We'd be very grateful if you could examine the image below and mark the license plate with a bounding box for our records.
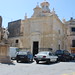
[51,59,56,61]
[37,56,41,60]
[38,56,41,58]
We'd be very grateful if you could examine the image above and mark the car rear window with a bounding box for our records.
[38,51,48,54]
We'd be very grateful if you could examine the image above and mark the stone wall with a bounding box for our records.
[0,44,11,63]
[8,19,21,37]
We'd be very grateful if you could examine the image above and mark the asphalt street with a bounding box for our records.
[0,60,75,75]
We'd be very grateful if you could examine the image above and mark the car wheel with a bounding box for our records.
[36,60,39,64]
[17,60,19,63]
[31,58,33,62]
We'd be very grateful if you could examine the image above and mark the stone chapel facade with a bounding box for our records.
[8,1,66,55]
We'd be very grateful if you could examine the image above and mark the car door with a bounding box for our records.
[27,52,33,60]
[64,50,70,60]
[49,53,57,62]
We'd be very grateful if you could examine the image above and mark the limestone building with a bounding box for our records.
[0,16,12,63]
[65,17,75,53]
[8,1,66,55]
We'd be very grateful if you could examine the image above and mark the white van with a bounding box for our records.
[9,47,19,59]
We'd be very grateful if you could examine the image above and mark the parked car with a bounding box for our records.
[34,51,58,64]
[16,50,33,63]
[71,53,75,60]
[9,47,19,59]
[55,50,71,61]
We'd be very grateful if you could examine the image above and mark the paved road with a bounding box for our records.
[0,60,75,75]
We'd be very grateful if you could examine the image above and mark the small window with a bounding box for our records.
[72,40,75,47]
[15,40,19,43]
[58,30,60,34]
[71,27,75,32]
[58,44,60,50]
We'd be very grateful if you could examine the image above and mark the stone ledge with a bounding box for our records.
[0,55,12,64]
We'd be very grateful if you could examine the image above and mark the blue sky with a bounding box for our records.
[0,0,75,27]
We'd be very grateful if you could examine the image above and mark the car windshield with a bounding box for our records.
[38,51,48,54]
[55,50,63,54]
[18,51,27,55]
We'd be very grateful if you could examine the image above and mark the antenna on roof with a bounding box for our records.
[70,12,74,20]
[25,13,27,19]
[72,12,74,18]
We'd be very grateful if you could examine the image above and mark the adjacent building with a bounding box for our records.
[8,1,66,55]
[65,17,75,53]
